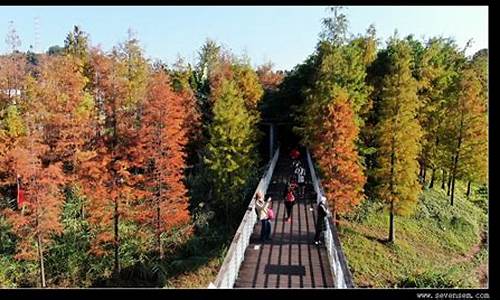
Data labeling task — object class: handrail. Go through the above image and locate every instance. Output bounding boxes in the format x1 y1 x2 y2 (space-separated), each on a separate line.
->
306 149 355 288
209 147 280 288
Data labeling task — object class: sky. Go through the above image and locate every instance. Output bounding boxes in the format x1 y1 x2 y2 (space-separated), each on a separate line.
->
0 6 489 71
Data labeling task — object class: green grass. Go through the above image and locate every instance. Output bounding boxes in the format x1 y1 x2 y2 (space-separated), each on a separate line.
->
339 181 488 288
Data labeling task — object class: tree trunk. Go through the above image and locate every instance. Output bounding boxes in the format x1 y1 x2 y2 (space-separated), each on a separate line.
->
419 163 424 183
447 172 452 196
389 136 396 243
429 168 436 189
332 209 338 228
450 108 465 206
113 197 120 275
422 167 427 185
388 200 395 243
441 169 446 190
157 203 163 259
34 192 46 288
466 181 472 198
37 233 46 287
450 176 456 206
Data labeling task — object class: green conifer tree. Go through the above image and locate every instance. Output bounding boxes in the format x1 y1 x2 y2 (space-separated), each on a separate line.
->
375 37 423 242
204 79 258 231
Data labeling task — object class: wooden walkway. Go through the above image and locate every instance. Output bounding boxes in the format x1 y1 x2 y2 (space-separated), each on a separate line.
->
234 153 335 288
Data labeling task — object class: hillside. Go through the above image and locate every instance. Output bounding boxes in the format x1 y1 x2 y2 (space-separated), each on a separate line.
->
339 181 488 288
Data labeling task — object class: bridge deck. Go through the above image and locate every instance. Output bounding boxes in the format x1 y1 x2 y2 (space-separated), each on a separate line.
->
234 153 335 288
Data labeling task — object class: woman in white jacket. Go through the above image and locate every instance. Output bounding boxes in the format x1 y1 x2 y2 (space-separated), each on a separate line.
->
255 192 272 242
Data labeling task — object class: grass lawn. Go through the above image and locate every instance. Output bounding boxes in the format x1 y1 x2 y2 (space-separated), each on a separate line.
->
339 180 488 288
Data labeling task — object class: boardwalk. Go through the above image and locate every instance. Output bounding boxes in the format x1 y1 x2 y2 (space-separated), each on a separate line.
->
234 153 335 288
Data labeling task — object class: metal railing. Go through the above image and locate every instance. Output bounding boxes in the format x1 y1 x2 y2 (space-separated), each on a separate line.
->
306 149 355 288
209 147 280 288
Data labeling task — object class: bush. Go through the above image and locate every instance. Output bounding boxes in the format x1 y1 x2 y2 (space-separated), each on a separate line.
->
450 216 473 232
344 198 384 223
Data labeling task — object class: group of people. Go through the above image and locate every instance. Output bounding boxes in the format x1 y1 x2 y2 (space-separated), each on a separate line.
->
283 148 306 223
254 147 330 246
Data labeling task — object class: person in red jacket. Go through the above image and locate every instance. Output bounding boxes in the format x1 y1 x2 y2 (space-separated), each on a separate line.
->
290 147 300 160
284 185 295 223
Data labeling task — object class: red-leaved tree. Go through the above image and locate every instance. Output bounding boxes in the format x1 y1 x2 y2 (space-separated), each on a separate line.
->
134 71 190 258
311 90 366 221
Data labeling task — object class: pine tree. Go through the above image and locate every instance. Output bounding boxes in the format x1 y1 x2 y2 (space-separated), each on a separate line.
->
35 55 94 172
75 52 141 276
297 12 373 218
311 88 366 220
445 68 485 205
375 38 422 243
204 79 258 231
2 100 65 287
63 25 92 91
232 63 264 112
112 29 149 112
135 71 190 258
170 57 202 168
414 38 461 187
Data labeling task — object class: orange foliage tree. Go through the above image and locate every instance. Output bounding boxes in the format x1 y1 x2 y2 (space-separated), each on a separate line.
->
2 97 65 287
35 55 94 173
256 62 284 92
134 71 190 258
75 51 143 275
310 89 366 220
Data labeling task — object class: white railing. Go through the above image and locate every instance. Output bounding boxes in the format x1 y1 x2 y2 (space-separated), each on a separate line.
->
306 149 355 288
209 147 280 288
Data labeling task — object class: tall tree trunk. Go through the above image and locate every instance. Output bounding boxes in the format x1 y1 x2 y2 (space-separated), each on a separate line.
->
34 192 46 287
388 137 396 243
113 196 120 275
450 108 465 206
450 177 456 206
419 163 424 183
422 166 427 185
111 86 120 277
466 181 472 198
388 200 395 243
157 169 163 259
37 232 46 288
429 168 436 189
157 203 162 259
447 173 452 196
441 169 446 190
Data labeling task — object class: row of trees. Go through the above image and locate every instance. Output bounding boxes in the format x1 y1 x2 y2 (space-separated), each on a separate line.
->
285 7 487 242
0 25 268 287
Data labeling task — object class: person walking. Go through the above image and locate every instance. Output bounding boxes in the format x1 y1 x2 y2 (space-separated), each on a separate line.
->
284 185 295 223
295 162 306 199
314 196 330 245
290 147 300 161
